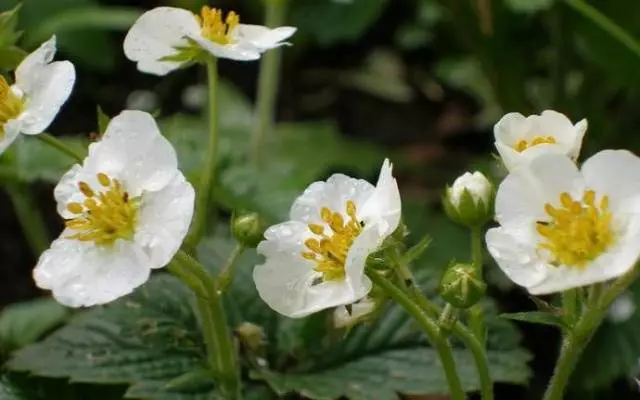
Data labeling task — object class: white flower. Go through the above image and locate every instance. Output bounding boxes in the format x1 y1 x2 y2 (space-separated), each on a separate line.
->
449 171 492 207
333 297 376 328
33 111 195 307
486 150 640 295
607 291 636 323
494 110 587 171
124 6 297 76
253 159 401 318
0 35 75 154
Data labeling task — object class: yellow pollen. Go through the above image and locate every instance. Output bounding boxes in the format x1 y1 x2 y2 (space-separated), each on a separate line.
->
514 135 557 152
536 190 615 267
301 200 363 281
196 6 239 45
0 76 24 138
64 173 140 247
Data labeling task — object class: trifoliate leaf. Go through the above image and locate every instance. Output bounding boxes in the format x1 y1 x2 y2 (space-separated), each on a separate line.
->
0 297 69 352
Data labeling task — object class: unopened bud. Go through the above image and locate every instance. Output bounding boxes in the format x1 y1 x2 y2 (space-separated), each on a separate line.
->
438 262 486 309
444 171 494 227
235 322 266 354
231 210 267 248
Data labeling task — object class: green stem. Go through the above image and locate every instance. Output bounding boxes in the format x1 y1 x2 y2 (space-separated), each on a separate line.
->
218 244 245 292
564 0 640 60
469 227 486 344
543 264 640 400
37 133 84 163
252 0 288 166
367 270 466 400
166 262 209 299
186 57 220 249
395 261 493 400
175 250 241 399
5 182 49 255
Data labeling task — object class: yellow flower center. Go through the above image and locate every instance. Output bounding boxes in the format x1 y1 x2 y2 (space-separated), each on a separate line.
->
301 200 363 281
64 173 140 247
196 6 239 45
0 76 24 138
536 190 615 267
514 135 556 152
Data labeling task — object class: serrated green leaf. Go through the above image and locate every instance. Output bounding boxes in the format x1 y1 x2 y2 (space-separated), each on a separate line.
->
261 347 530 400
7 275 206 398
0 297 69 352
290 0 388 45
500 311 569 330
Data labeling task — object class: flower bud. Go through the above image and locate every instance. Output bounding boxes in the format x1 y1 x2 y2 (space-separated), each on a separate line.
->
438 262 486 309
235 322 266 354
231 210 267 248
443 171 494 227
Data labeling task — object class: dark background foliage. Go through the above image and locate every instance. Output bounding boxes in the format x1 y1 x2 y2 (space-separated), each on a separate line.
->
1 0 640 399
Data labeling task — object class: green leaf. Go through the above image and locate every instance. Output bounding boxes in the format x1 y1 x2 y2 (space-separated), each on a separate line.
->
7 275 207 398
290 0 388 45
1 136 88 183
500 311 569 330
0 298 69 352
571 283 640 391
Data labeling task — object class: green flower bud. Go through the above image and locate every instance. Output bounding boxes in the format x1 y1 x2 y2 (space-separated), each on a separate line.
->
443 171 494 227
438 262 486 309
231 210 267 248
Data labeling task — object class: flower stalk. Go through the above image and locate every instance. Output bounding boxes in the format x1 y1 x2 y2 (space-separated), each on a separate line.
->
37 133 84 163
175 250 241 400
187 57 220 249
543 263 640 400
469 226 486 344
252 0 289 166
366 269 466 400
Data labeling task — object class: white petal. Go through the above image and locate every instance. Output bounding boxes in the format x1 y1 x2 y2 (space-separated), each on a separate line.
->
334 297 376 328
495 153 584 240
527 215 640 294
134 172 195 268
494 140 521 171
33 236 151 307
188 34 261 61
343 223 379 297
233 25 297 51
568 119 588 159
88 111 178 192
528 110 576 145
53 163 85 217
494 112 527 147
19 60 75 135
289 173 374 225
0 119 22 155
15 36 57 94
496 140 572 172
581 150 640 213
485 227 547 290
123 7 200 76
358 159 402 236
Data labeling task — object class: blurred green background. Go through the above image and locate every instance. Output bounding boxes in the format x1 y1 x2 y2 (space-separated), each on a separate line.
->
1 0 640 399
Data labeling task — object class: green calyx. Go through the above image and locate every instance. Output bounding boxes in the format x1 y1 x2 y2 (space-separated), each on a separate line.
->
443 186 494 228
438 262 486 309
